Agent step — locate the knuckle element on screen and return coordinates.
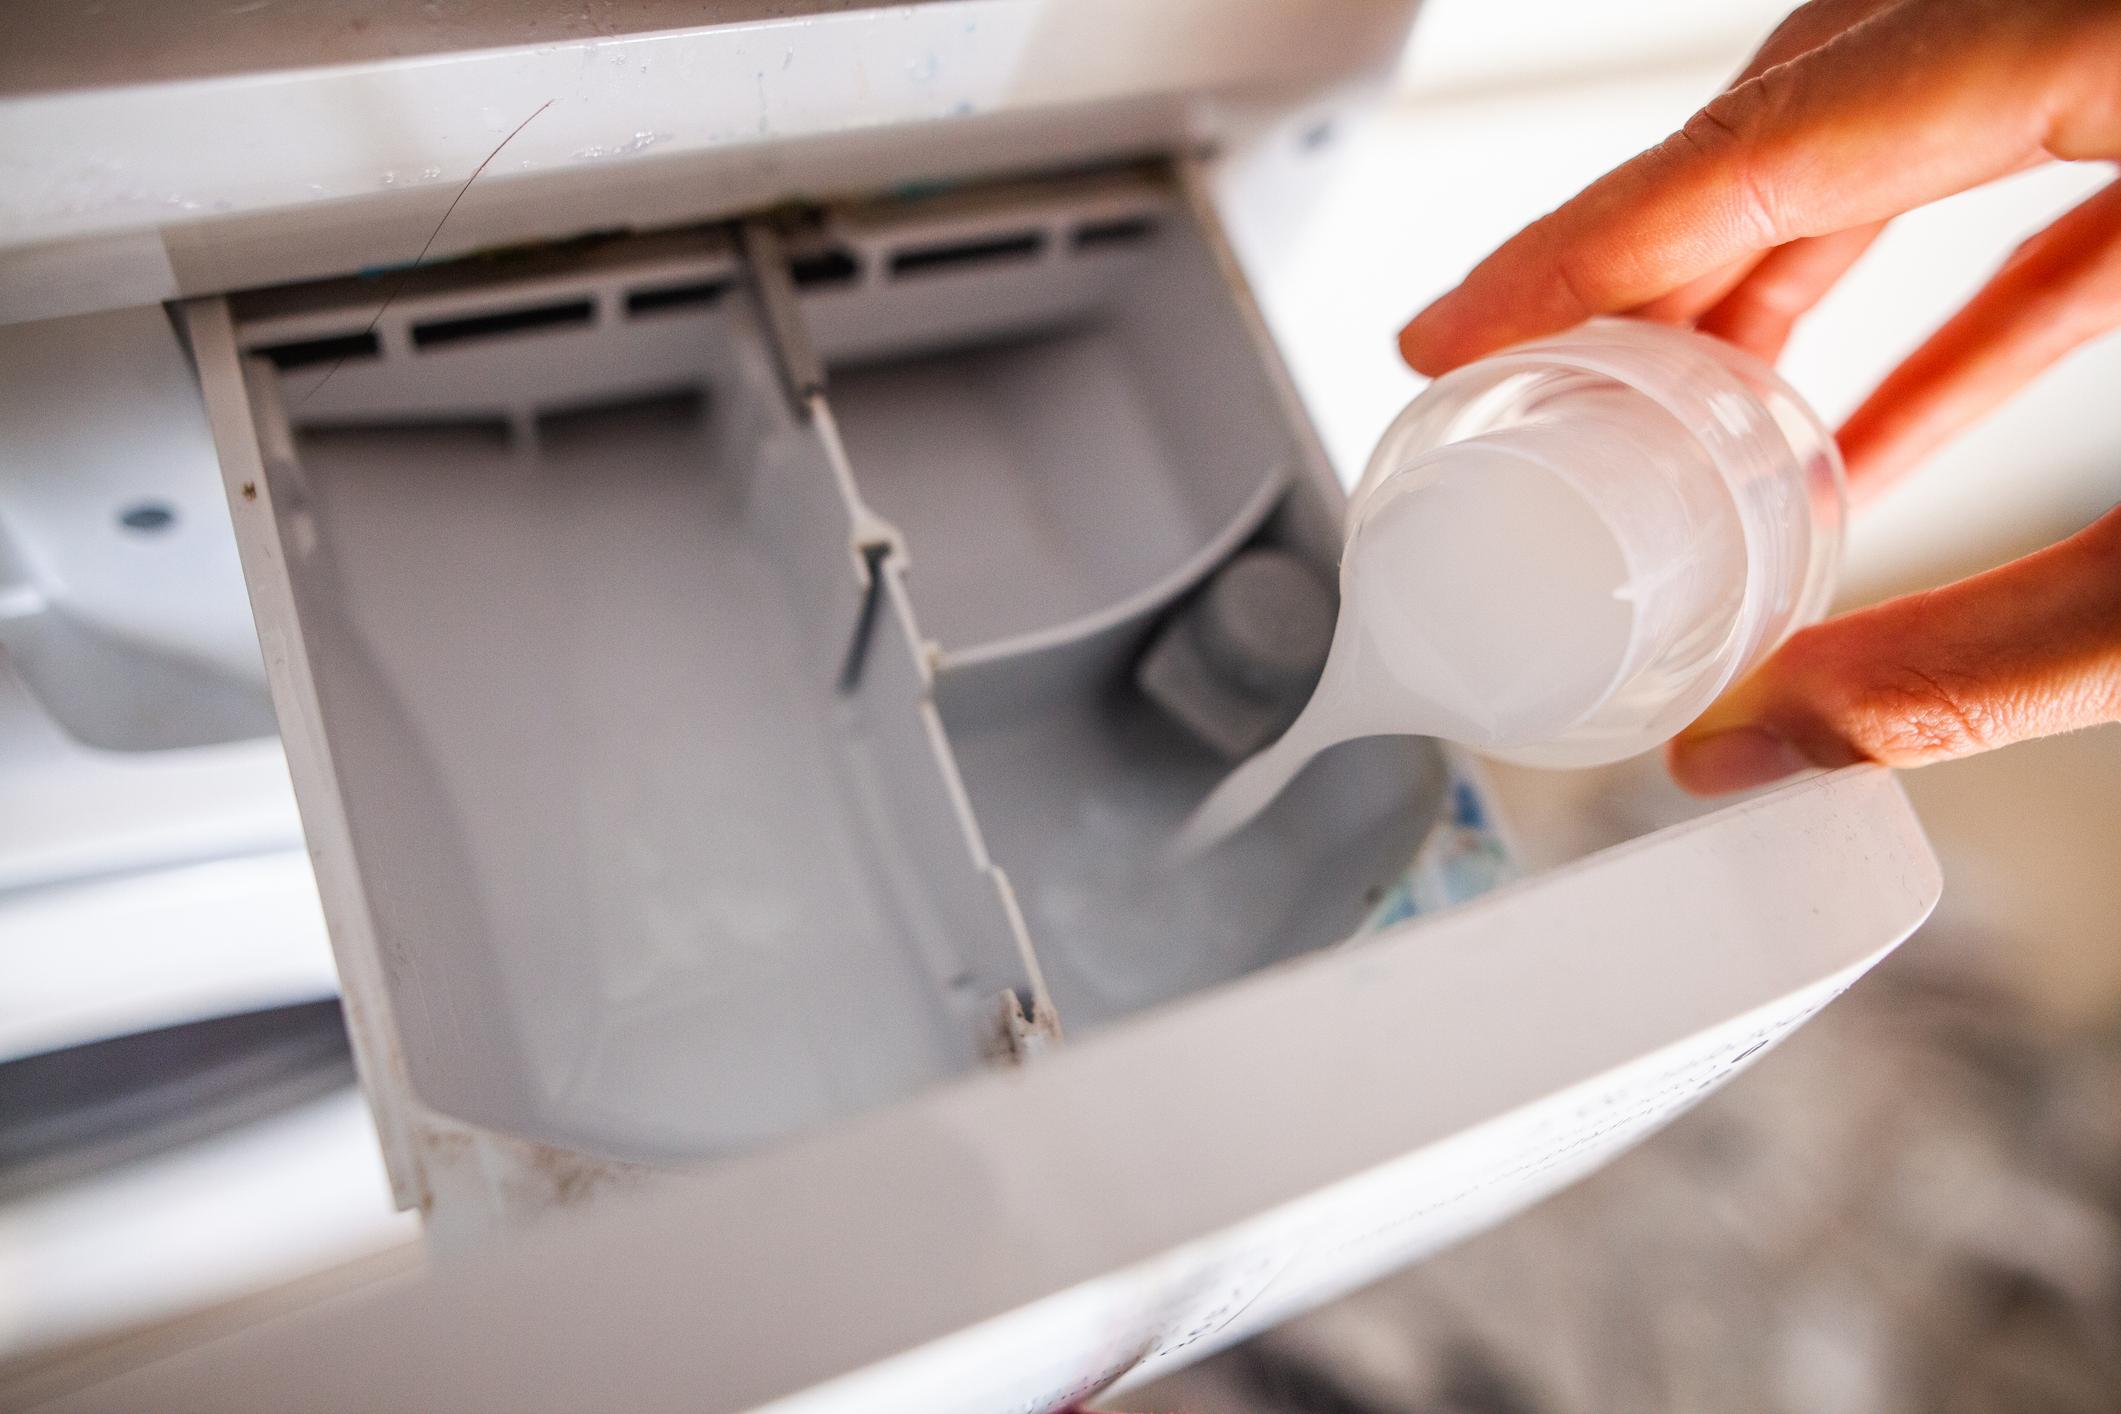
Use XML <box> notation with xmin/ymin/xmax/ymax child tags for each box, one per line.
<box><xmin>2023</xmin><ymin>0</ymin><xmax>2121</xmax><ymax>153</ymax></box>
<box><xmin>1704</xmin><ymin>67</ymin><xmax>1793</xmax><ymax>143</ymax></box>
<box><xmin>1773</xmin><ymin>620</ymin><xmax>2013</xmax><ymax>765</ymax></box>
<box><xmin>1676</xmin><ymin>83</ymin><xmax>1788</xmax><ymax>246</ymax></box>
<box><xmin>1844</xmin><ymin>663</ymin><xmax>2005</xmax><ymax>763</ymax></box>
<box><xmin>1679</xmin><ymin>92</ymin><xmax>1752</xmax><ymax>155</ymax></box>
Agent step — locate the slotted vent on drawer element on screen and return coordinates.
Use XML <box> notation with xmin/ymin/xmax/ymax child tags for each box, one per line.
<box><xmin>1071</xmin><ymin>215</ymin><xmax>1159</xmax><ymax>251</ymax></box>
<box><xmin>888</xmin><ymin>231</ymin><xmax>1045</xmax><ymax>278</ymax></box>
<box><xmin>624</xmin><ymin>278</ymin><xmax>732</xmax><ymax>315</ymax></box>
<box><xmin>254</xmin><ymin>330</ymin><xmax>382</xmax><ymax>370</ymax></box>
<box><xmin>411</xmin><ymin>299</ymin><xmax>596</xmax><ymax>349</ymax></box>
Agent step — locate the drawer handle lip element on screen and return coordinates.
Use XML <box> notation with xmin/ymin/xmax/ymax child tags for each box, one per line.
<box><xmin>409</xmin><ymin>298</ymin><xmax>595</xmax><ymax>350</ymax></box>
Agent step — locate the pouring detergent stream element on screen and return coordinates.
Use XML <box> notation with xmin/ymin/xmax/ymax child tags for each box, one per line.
<box><xmin>1172</xmin><ymin>318</ymin><xmax>1849</xmax><ymax>860</ymax></box>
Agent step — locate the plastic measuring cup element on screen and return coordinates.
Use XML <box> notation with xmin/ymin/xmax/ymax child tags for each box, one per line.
<box><xmin>1173</xmin><ymin>318</ymin><xmax>1845</xmax><ymax>857</ymax></box>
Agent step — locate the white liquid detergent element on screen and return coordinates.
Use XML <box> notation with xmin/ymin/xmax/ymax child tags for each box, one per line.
<box><xmin>1174</xmin><ymin>319</ymin><xmax>1848</xmax><ymax>859</ymax></box>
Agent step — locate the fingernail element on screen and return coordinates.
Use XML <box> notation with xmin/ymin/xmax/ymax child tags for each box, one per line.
<box><xmin>1669</xmin><ymin>725</ymin><xmax>1814</xmax><ymax>795</ymax></box>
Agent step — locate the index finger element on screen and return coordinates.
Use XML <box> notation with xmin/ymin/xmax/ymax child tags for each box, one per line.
<box><xmin>1399</xmin><ymin>0</ymin><xmax>2068</xmax><ymax>374</ymax></box>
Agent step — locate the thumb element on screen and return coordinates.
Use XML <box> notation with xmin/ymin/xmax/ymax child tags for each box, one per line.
<box><xmin>1669</xmin><ymin>504</ymin><xmax>2121</xmax><ymax>795</ymax></box>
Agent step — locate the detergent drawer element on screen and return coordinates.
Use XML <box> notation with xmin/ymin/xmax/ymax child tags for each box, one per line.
<box><xmin>180</xmin><ymin>167</ymin><xmax>1461</xmax><ymax>1234</ymax></box>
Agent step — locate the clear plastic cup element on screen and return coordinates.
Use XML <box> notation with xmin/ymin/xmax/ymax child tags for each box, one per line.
<box><xmin>1344</xmin><ymin>318</ymin><xmax>1846</xmax><ymax>769</ymax></box>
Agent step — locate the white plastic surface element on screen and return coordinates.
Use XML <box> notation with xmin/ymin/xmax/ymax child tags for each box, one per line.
<box><xmin>32</xmin><ymin>767</ymin><xmax>1940</xmax><ymax>1414</ymax></box>
<box><xmin>0</xmin><ymin>0</ymin><xmax>1418</xmax><ymax>323</ymax></box>
<box><xmin>0</xmin><ymin>663</ymin><xmax>300</xmax><ymax>897</ymax></box>
<box><xmin>0</xmin><ymin>1090</ymin><xmax>413</xmax><ymax>1369</ymax></box>
<box><xmin>0</xmin><ymin>852</ymin><xmax>332</xmax><ymax>1065</ymax></box>
<box><xmin>0</xmin><ymin>307</ymin><xmax>270</xmax><ymax>750</ymax></box>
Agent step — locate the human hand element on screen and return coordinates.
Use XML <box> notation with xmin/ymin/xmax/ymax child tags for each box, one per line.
<box><xmin>1398</xmin><ymin>0</ymin><xmax>2121</xmax><ymax>793</ymax></box>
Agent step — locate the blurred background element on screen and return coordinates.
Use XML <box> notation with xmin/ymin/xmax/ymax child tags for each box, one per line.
<box><xmin>4</xmin><ymin>1</ymin><xmax>2119</xmax><ymax>1408</ymax></box>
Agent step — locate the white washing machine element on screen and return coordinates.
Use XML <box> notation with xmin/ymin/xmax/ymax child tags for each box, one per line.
<box><xmin>0</xmin><ymin>4</ymin><xmax>1937</xmax><ymax>1409</ymax></box>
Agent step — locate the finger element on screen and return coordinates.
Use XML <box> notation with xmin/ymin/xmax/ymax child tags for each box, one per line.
<box><xmin>1631</xmin><ymin>224</ymin><xmax>1882</xmax><ymax>349</ymax></box>
<box><xmin>1625</xmin><ymin>0</ymin><xmax>1900</xmax><ymax>331</ymax></box>
<box><xmin>1668</xmin><ymin>503</ymin><xmax>2121</xmax><ymax>794</ymax></box>
<box><xmin>1400</xmin><ymin>0</ymin><xmax>2070</xmax><ymax>374</ymax></box>
<box><xmin>1694</xmin><ymin>220</ymin><xmax>1888</xmax><ymax>361</ymax></box>
<box><xmin>1641</xmin><ymin>153</ymin><xmax>2035</xmax><ymax>353</ymax></box>
<box><xmin>1838</xmin><ymin>176</ymin><xmax>2121</xmax><ymax>500</ymax></box>
<box><xmin>1738</xmin><ymin>0</ymin><xmax>1907</xmax><ymax>74</ymax></box>
<box><xmin>1629</xmin><ymin>251</ymin><xmax>1769</xmax><ymax>328</ymax></box>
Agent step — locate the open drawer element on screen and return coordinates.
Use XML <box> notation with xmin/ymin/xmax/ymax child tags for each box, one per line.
<box><xmin>108</xmin><ymin>165</ymin><xmax>1940</xmax><ymax>1410</ymax></box>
